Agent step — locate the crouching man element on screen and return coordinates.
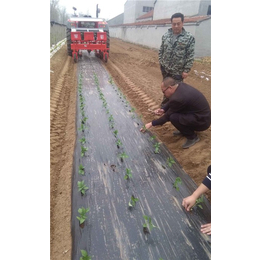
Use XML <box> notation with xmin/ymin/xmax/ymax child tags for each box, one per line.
<box><xmin>140</xmin><ymin>77</ymin><xmax>211</xmax><ymax>149</ymax></box>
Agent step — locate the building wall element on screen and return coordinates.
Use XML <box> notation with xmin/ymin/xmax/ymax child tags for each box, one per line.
<box><xmin>193</xmin><ymin>18</ymin><xmax>211</xmax><ymax>57</ymax></box>
<box><xmin>107</xmin><ymin>13</ymin><xmax>124</xmax><ymax>26</ymax></box>
<box><xmin>109</xmin><ymin>18</ymin><xmax>211</xmax><ymax>58</ymax></box>
<box><xmin>124</xmin><ymin>0</ymin><xmax>154</xmax><ymax>24</ymax></box>
<box><xmin>153</xmin><ymin>0</ymin><xmax>211</xmax><ymax>20</ymax></box>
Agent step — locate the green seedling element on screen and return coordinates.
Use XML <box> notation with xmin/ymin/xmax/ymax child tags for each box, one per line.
<box><xmin>82</xmin><ymin>117</ymin><xmax>88</xmax><ymax>124</ymax></box>
<box><xmin>154</xmin><ymin>142</ymin><xmax>161</xmax><ymax>154</ymax></box>
<box><xmin>128</xmin><ymin>195</ymin><xmax>139</xmax><ymax>207</ymax></box>
<box><xmin>150</xmin><ymin>135</ymin><xmax>156</xmax><ymax>141</ymax></box>
<box><xmin>80</xmin><ymin>137</ymin><xmax>86</xmax><ymax>144</ymax></box>
<box><xmin>108</xmin><ymin>115</ymin><xmax>114</xmax><ymax>122</ymax></box>
<box><xmin>102</xmin><ymin>101</ymin><xmax>107</xmax><ymax>108</ymax></box>
<box><xmin>113</xmin><ymin>130</ymin><xmax>118</xmax><ymax>137</ymax></box>
<box><xmin>81</xmin><ymin>146</ymin><xmax>88</xmax><ymax>157</ymax></box>
<box><xmin>119</xmin><ymin>152</ymin><xmax>128</xmax><ymax>162</ymax></box>
<box><xmin>108</xmin><ymin>76</ymin><xmax>114</xmax><ymax>85</ymax></box>
<box><xmin>80</xmin><ymin>250</ymin><xmax>91</xmax><ymax>260</ymax></box>
<box><xmin>116</xmin><ymin>139</ymin><xmax>122</xmax><ymax>148</ymax></box>
<box><xmin>110</xmin><ymin>123</ymin><xmax>114</xmax><ymax>129</ymax></box>
<box><xmin>78</xmin><ymin>180</ymin><xmax>89</xmax><ymax>195</ymax></box>
<box><xmin>124</xmin><ymin>168</ymin><xmax>132</xmax><ymax>180</ymax></box>
<box><xmin>192</xmin><ymin>196</ymin><xmax>204</xmax><ymax>210</ymax></box>
<box><xmin>141</xmin><ymin>125</ymin><xmax>147</xmax><ymax>132</ymax></box>
<box><xmin>79</xmin><ymin>96</ymin><xmax>84</xmax><ymax>103</ymax></box>
<box><xmin>106</xmin><ymin>109</ymin><xmax>110</xmax><ymax>114</ymax></box>
<box><xmin>167</xmin><ymin>157</ymin><xmax>175</xmax><ymax>167</ymax></box>
<box><xmin>159</xmin><ymin>258</ymin><xmax>164</xmax><ymax>260</ymax></box>
<box><xmin>81</xmin><ymin>110</ymin><xmax>85</xmax><ymax>118</ymax></box>
<box><xmin>77</xmin><ymin>207</ymin><xmax>90</xmax><ymax>225</ymax></box>
<box><xmin>173</xmin><ymin>177</ymin><xmax>182</xmax><ymax>191</ymax></box>
<box><xmin>131</xmin><ymin>114</ymin><xmax>135</xmax><ymax>119</ymax></box>
<box><xmin>78</xmin><ymin>124</ymin><xmax>85</xmax><ymax>132</ymax></box>
<box><xmin>143</xmin><ymin>215</ymin><xmax>157</xmax><ymax>234</ymax></box>
<box><xmin>78</xmin><ymin>164</ymin><xmax>85</xmax><ymax>175</ymax></box>
<box><xmin>130</xmin><ymin>107</ymin><xmax>136</xmax><ymax>113</ymax></box>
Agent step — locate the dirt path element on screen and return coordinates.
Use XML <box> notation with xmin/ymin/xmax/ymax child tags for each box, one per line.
<box><xmin>50</xmin><ymin>38</ymin><xmax>211</xmax><ymax>260</ymax></box>
<box><xmin>50</xmin><ymin>46</ymin><xmax>77</xmax><ymax>260</ymax></box>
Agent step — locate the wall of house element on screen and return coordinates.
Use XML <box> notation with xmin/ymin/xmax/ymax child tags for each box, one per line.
<box><xmin>124</xmin><ymin>0</ymin><xmax>154</xmax><ymax>24</ymax></box>
<box><xmin>153</xmin><ymin>0</ymin><xmax>200</xmax><ymax>20</ymax></box>
<box><xmin>152</xmin><ymin>0</ymin><xmax>211</xmax><ymax>20</ymax></box>
<box><xmin>107</xmin><ymin>13</ymin><xmax>124</xmax><ymax>26</ymax></box>
<box><xmin>109</xmin><ymin>19</ymin><xmax>211</xmax><ymax>58</ymax></box>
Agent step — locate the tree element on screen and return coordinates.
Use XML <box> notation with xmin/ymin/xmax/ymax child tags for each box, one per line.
<box><xmin>50</xmin><ymin>0</ymin><xmax>60</xmax><ymax>22</ymax></box>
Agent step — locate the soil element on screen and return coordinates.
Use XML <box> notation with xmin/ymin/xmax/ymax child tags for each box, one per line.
<box><xmin>50</xmin><ymin>38</ymin><xmax>211</xmax><ymax>260</ymax></box>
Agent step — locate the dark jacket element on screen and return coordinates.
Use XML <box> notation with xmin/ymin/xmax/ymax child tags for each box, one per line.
<box><xmin>152</xmin><ymin>83</ymin><xmax>211</xmax><ymax>126</ymax></box>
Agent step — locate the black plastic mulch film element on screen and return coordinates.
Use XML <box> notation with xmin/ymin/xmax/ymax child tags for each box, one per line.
<box><xmin>71</xmin><ymin>53</ymin><xmax>211</xmax><ymax>260</ymax></box>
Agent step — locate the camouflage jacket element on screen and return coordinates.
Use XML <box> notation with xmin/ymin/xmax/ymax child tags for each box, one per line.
<box><xmin>159</xmin><ymin>28</ymin><xmax>195</xmax><ymax>76</ymax></box>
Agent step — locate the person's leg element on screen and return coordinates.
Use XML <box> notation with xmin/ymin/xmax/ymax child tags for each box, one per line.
<box><xmin>169</xmin><ymin>113</ymin><xmax>203</xmax><ymax>148</ymax></box>
<box><xmin>169</xmin><ymin>113</ymin><xmax>197</xmax><ymax>139</ymax></box>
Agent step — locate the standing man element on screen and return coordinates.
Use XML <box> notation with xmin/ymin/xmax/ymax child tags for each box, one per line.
<box><xmin>140</xmin><ymin>77</ymin><xmax>210</xmax><ymax>149</ymax></box>
<box><xmin>159</xmin><ymin>13</ymin><xmax>195</xmax><ymax>107</ymax></box>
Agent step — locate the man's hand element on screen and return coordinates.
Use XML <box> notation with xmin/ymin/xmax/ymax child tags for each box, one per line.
<box><xmin>140</xmin><ymin>122</ymin><xmax>152</xmax><ymax>133</ymax></box>
<box><xmin>182</xmin><ymin>195</ymin><xmax>196</xmax><ymax>211</ymax></box>
<box><xmin>201</xmin><ymin>223</ymin><xmax>211</xmax><ymax>235</ymax></box>
<box><xmin>182</xmin><ymin>72</ymin><xmax>189</xmax><ymax>79</ymax></box>
<box><xmin>154</xmin><ymin>108</ymin><xmax>164</xmax><ymax>116</ymax></box>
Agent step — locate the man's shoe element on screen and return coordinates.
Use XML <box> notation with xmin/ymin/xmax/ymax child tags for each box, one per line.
<box><xmin>182</xmin><ymin>136</ymin><xmax>200</xmax><ymax>149</ymax></box>
<box><xmin>173</xmin><ymin>130</ymin><xmax>182</xmax><ymax>136</ymax></box>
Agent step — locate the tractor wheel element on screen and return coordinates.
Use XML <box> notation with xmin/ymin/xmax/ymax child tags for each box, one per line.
<box><xmin>104</xmin><ymin>30</ymin><xmax>110</xmax><ymax>53</ymax></box>
<box><xmin>66</xmin><ymin>28</ymin><xmax>72</xmax><ymax>56</ymax></box>
<box><xmin>73</xmin><ymin>53</ymin><xmax>77</xmax><ymax>63</ymax></box>
<box><xmin>87</xmin><ymin>50</ymin><xmax>91</xmax><ymax>54</ymax></box>
<box><xmin>100</xmin><ymin>52</ymin><xmax>103</xmax><ymax>60</ymax></box>
<box><xmin>105</xmin><ymin>53</ymin><xmax>108</xmax><ymax>63</ymax></box>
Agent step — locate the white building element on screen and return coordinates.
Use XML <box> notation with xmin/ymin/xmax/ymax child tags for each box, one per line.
<box><xmin>124</xmin><ymin>0</ymin><xmax>154</xmax><ymax>24</ymax></box>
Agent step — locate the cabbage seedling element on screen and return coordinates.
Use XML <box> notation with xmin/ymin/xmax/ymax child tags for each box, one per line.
<box><xmin>78</xmin><ymin>123</ymin><xmax>85</xmax><ymax>132</ymax></box>
<box><xmin>113</xmin><ymin>130</ymin><xmax>118</xmax><ymax>137</ymax></box>
<box><xmin>78</xmin><ymin>164</ymin><xmax>85</xmax><ymax>175</ymax></box>
<box><xmin>167</xmin><ymin>157</ymin><xmax>175</xmax><ymax>167</ymax></box>
<box><xmin>82</xmin><ymin>117</ymin><xmax>88</xmax><ymax>124</ymax></box>
<box><xmin>108</xmin><ymin>115</ymin><xmax>114</xmax><ymax>122</ymax></box>
<box><xmin>173</xmin><ymin>177</ymin><xmax>182</xmax><ymax>191</ymax></box>
<box><xmin>80</xmin><ymin>250</ymin><xmax>91</xmax><ymax>260</ymax></box>
<box><xmin>150</xmin><ymin>135</ymin><xmax>156</xmax><ymax>141</ymax></box>
<box><xmin>143</xmin><ymin>215</ymin><xmax>157</xmax><ymax>234</ymax></box>
<box><xmin>108</xmin><ymin>76</ymin><xmax>114</xmax><ymax>85</ymax></box>
<box><xmin>154</xmin><ymin>142</ymin><xmax>161</xmax><ymax>154</ymax></box>
<box><xmin>192</xmin><ymin>196</ymin><xmax>204</xmax><ymax>210</ymax></box>
<box><xmin>119</xmin><ymin>152</ymin><xmax>128</xmax><ymax>162</ymax></box>
<box><xmin>116</xmin><ymin>139</ymin><xmax>122</xmax><ymax>148</ymax></box>
<box><xmin>124</xmin><ymin>168</ymin><xmax>132</xmax><ymax>180</ymax></box>
<box><xmin>81</xmin><ymin>146</ymin><xmax>88</xmax><ymax>157</ymax></box>
<box><xmin>80</xmin><ymin>137</ymin><xmax>86</xmax><ymax>144</ymax></box>
<box><xmin>77</xmin><ymin>207</ymin><xmax>90</xmax><ymax>225</ymax></box>
<box><xmin>128</xmin><ymin>195</ymin><xmax>139</xmax><ymax>207</ymax></box>
<box><xmin>78</xmin><ymin>181</ymin><xmax>89</xmax><ymax>195</ymax></box>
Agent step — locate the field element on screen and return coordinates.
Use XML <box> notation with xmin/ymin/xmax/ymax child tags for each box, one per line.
<box><xmin>50</xmin><ymin>38</ymin><xmax>211</xmax><ymax>259</ymax></box>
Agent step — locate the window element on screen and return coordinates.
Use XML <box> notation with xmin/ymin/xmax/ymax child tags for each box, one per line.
<box><xmin>143</xmin><ymin>6</ymin><xmax>153</xmax><ymax>12</ymax></box>
<box><xmin>207</xmin><ymin>5</ymin><xmax>211</xmax><ymax>15</ymax></box>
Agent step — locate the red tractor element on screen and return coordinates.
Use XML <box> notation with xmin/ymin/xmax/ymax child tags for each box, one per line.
<box><xmin>66</xmin><ymin>15</ymin><xmax>110</xmax><ymax>63</ymax></box>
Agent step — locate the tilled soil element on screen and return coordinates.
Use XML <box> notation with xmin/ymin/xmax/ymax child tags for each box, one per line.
<box><xmin>50</xmin><ymin>38</ymin><xmax>211</xmax><ymax>260</ymax></box>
